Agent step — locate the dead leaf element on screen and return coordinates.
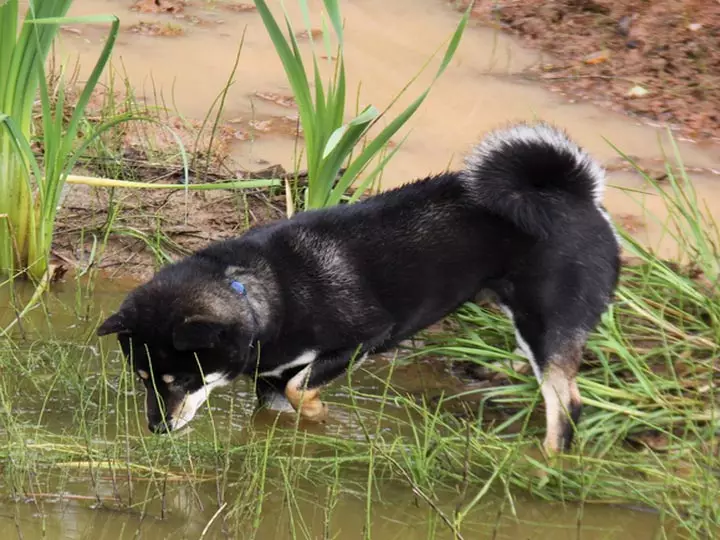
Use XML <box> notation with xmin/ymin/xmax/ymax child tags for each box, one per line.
<box><xmin>132</xmin><ymin>0</ymin><xmax>185</xmax><ymax>14</ymax></box>
<box><xmin>614</xmin><ymin>213</ymin><xmax>645</xmax><ymax>233</ymax></box>
<box><xmin>254</xmin><ymin>91</ymin><xmax>296</xmax><ymax>108</ymax></box>
<box><xmin>295</xmin><ymin>28</ymin><xmax>323</xmax><ymax>40</ymax></box>
<box><xmin>221</xmin><ymin>3</ymin><xmax>257</xmax><ymax>12</ymax></box>
<box><xmin>583</xmin><ymin>49</ymin><xmax>610</xmax><ymax>65</ymax></box>
<box><xmin>129</xmin><ymin>22</ymin><xmax>185</xmax><ymax>37</ymax></box>
<box><xmin>249</xmin><ymin>120</ymin><xmax>272</xmax><ymax>132</ymax></box>
<box><xmin>631</xmin><ymin>431</ymin><xmax>670</xmax><ymax>451</ymax></box>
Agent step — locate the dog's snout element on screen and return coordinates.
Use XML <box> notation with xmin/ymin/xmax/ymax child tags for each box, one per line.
<box><xmin>148</xmin><ymin>420</ymin><xmax>171</xmax><ymax>434</ymax></box>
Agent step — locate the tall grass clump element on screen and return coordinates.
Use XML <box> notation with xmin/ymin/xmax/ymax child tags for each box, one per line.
<box><xmin>0</xmin><ymin>0</ymin><xmax>122</xmax><ymax>280</ymax></box>
<box><xmin>253</xmin><ymin>0</ymin><xmax>472</xmax><ymax>211</ymax></box>
<box><xmin>0</xmin><ymin>2</ymin><xmax>278</xmax><ymax>285</ymax></box>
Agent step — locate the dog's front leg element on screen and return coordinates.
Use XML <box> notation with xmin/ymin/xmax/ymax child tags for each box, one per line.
<box><xmin>255</xmin><ymin>377</ymin><xmax>295</xmax><ymax>413</ymax></box>
<box><xmin>284</xmin><ymin>348</ymin><xmax>367</xmax><ymax>422</ymax></box>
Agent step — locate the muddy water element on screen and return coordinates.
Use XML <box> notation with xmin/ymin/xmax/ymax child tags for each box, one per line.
<box><xmin>0</xmin><ymin>278</ymin><xmax>669</xmax><ymax>539</ymax></box>
<box><xmin>57</xmin><ymin>0</ymin><xmax>720</xmax><ymax>259</ymax></box>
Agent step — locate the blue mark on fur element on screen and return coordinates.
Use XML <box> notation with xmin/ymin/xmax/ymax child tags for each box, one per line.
<box><xmin>230</xmin><ymin>281</ymin><xmax>246</xmax><ymax>295</ymax></box>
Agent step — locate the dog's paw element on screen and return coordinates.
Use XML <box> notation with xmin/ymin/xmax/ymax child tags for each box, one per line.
<box><xmin>300</xmin><ymin>399</ymin><xmax>329</xmax><ymax>423</ymax></box>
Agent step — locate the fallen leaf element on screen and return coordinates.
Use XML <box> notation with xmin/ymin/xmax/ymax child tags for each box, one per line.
<box><xmin>221</xmin><ymin>3</ymin><xmax>257</xmax><ymax>12</ymax></box>
<box><xmin>254</xmin><ymin>91</ymin><xmax>296</xmax><ymax>108</ymax></box>
<box><xmin>583</xmin><ymin>49</ymin><xmax>610</xmax><ymax>65</ymax></box>
<box><xmin>295</xmin><ymin>28</ymin><xmax>323</xmax><ymax>40</ymax></box>
<box><xmin>249</xmin><ymin>120</ymin><xmax>272</xmax><ymax>132</ymax></box>
<box><xmin>132</xmin><ymin>0</ymin><xmax>185</xmax><ymax>14</ymax></box>
<box><xmin>129</xmin><ymin>22</ymin><xmax>185</xmax><ymax>37</ymax></box>
<box><xmin>632</xmin><ymin>431</ymin><xmax>670</xmax><ymax>451</ymax></box>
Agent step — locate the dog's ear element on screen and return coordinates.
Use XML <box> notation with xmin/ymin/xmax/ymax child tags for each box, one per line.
<box><xmin>173</xmin><ymin>316</ymin><xmax>226</xmax><ymax>351</ymax></box>
<box><xmin>97</xmin><ymin>312</ymin><xmax>126</xmax><ymax>336</ymax></box>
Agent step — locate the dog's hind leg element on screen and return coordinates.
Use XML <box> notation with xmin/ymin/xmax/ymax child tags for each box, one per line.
<box><xmin>501</xmin><ymin>304</ymin><xmax>585</xmax><ymax>453</ymax></box>
<box><xmin>538</xmin><ymin>341</ymin><xmax>584</xmax><ymax>453</ymax></box>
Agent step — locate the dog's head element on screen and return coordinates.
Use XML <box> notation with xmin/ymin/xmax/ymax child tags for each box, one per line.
<box><xmin>97</xmin><ymin>259</ymin><xmax>274</xmax><ymax>433</ymax></box>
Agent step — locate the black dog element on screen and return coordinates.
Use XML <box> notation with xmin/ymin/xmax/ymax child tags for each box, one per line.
<box><xmin>98</xmin><ymin>122</ymin><xmax>620</xmax><ymax>452</ymax></box>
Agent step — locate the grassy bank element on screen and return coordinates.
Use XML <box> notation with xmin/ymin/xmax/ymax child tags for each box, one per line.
<box><xmin>0</xmin><ymin>152</ymin><xmax>718</xmax><ymax>539</ymax></box>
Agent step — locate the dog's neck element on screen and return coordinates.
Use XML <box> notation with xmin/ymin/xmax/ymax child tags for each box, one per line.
<box><xmin>224</xmin><ymin>265</ymin><xmax>281</xmax><ymax>341</ymax></box>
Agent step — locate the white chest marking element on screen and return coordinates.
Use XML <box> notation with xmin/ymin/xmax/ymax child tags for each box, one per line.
<box><xmin>170</xmin><ymin>372</ymin><xmax>231</xmax><ymax>431</ymax></box>
<box><xmin>258</xmin><ymin>350</ymin><xmax>318</xmax><ymax>379</ymax></box>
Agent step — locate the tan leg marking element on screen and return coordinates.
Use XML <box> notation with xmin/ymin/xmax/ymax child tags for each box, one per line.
<box><xmin>541</xmin><ymin>364</ymin><xmax>572</xmax><ymax>454</ymax></box>
<box><xmin>284</xmin><ymin>365</ymin><xmax>328</xmax><ymax>422</ymax></box>
<box><xmin>541</xmin><ymin>341</ymin><xmax>584</xmax><ymax>454</ymax></box>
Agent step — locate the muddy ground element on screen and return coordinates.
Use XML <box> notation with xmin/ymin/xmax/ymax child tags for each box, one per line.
<box><xmin>463</xmin><ymin>0</ymin><xmax>720</xmax><ymax>142</ymax></box>
<box><xmin>50</xmin><ymin>0</ymin><xmax>720</xmax><ymax>281</ymax></box>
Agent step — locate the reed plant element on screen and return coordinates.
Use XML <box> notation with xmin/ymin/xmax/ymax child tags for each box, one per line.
<box><xmin>0</xmin><ymin>1</ymin><xmax>278</xmax><ymax>283</ymax></box>
<box><xmin>0</xmin><ymin>0</ymin><xmax>122</xmax><ymax>280</ymax></box>
<box><xmin>253</xmin><ymin>0</ymin><xmax>472</xmax><ymax>212</ymax></box>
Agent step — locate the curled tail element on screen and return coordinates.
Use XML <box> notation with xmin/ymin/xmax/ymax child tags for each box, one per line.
<box><xmin>463</xmin><ymin>122</ymin><xmax>607</xmax><ymax>238</ymax></box>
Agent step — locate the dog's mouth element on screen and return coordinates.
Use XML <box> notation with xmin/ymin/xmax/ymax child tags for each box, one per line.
<box><xmin>167</xmin><ymin>387</ymin><xmax>212</xmax><ymax>431</ymax></box>
<box><xmin>148</xmin><ymin>372</ymin><xmax>231</xmax><ymax>434</ymax></box>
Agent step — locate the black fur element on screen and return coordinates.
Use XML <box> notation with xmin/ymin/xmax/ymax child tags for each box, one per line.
<box><xmin>98</xmin><ymin>122</ymin><xmax>621</xmax><ymax>446</ymax></box>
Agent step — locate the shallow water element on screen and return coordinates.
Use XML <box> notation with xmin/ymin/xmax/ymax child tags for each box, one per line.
<box><xmin>55</xmin><ymin>0</ymin><xmax>720</xmax><ymax>258</ymax></box>
<box><xmin>0</xmin><ymin>278</ymin><xmax>674</xmax><ymax>539</ymax></box>
<box><xmin>1</xmin><ymin>486</ymin><xmax>665</xmax><ymax>540</ymax></box>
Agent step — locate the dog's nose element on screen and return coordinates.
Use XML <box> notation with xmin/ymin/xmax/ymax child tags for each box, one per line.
<box><xmin>149</xmin><ymin>420</ymin><xmax>170</xmax><ymax>434</ymax></box>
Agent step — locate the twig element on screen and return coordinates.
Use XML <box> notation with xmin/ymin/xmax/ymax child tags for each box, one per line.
<box><xmin>22</xmin><ymin>493</ymin><xmax>118</xmax><ymax>503</ymax></box>
<box><xmin>199</xmin><ymin>502</ymin><xmax>227</xmax><ymax>539</ymax></box>
<box><xmin>536</xmin><ymin>73</ymin><xmax>639</xmax><ymax>85</ymax></box>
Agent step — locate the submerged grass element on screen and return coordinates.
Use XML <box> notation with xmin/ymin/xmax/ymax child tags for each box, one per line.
<box><xmin>0</xmin><ymin>147</ymin><xmax>718</xmax><ymax>539</ymax></box>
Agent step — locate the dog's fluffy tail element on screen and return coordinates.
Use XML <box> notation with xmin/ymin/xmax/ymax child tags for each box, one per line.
<box><xmin>463</xmin><ymin>122</ymin><xmax>606</xmax><ymax>238</ymax></box>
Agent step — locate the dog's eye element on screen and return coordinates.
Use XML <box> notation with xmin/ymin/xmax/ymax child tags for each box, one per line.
<box><xmin>137</xmin><ymin>370</ymin><xmax>150</xmax><ymax>380</ymax></box>
<box><xmin>161</xmin><ymin>374</ymin><xmax>175</xmax><ymax>384</ymax></box>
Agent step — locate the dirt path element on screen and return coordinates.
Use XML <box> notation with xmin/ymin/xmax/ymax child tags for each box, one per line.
<box><xmin>463</xmin><ymin>0</ymin><xmax>720</xmax><ymax>143</ymax></box>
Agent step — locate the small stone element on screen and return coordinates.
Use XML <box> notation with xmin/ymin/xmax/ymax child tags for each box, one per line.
<box><xmin>626</xmin><ymin>85</ymin><xmax>649</xmax><ymax>98</ymax></box>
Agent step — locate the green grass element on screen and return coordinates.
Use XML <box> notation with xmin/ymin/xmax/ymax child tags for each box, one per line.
<box><xmin>0</xmin><ymin>146</ymin><xmax>718</xmax><ymax>539</ymax></box>
<box><xmin>253</xmin><ymin>0</ymin><xmax>472</xmax><ymax>212</ymax></box>
<box><xmin>0</xmin><ymin>0</ymin><xmax>121</xmax><ymax>280</ymax></box>
<box><xmin>0</xmin><ymin>2</ymin><xmax>282</xmax><ymax>283</ymax></box>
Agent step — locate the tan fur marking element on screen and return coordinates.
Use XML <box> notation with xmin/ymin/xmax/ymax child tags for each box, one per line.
<box><xmin>541</xmin><ymin>365</ymin><xmax>572</xmax><ymax>453</ymax></box>
<box><xmin>284</xmin><ymin>365</ymin><xmax>328</xmax><ymax>421</ymax></box>
<box><xmin>541</xmin><ymin>340</ymin><xmax>584</xmax><ymax>453</ymax></box>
